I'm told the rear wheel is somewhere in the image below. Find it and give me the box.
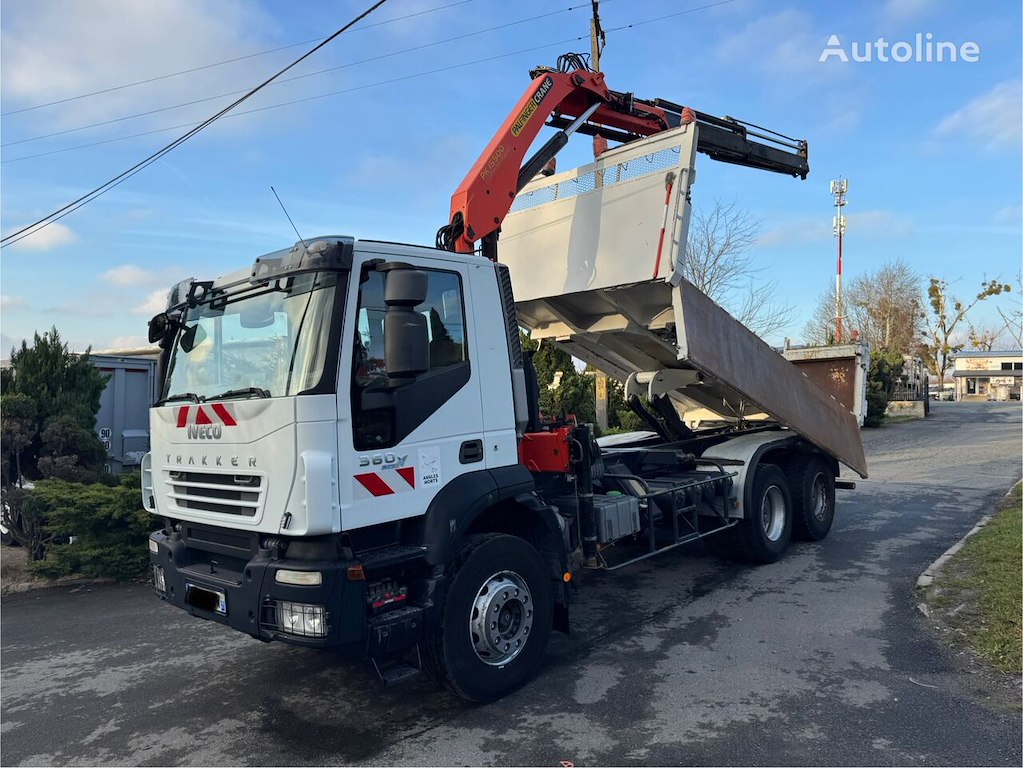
[733,463,792,563]
[424,533,552,702]
[787,456,835,541]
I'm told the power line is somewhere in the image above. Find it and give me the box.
[2,2,602,149]
[0,0,392,249]
[2,0,727,166]
[3,35,591,165]
[0,0,472,118]
[603,0,736,32]
[2,0,736,242]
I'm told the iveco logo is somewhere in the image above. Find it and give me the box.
[176,404,237,440]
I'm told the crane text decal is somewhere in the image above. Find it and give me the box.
[480,143,507,180]
[511,75,555,137]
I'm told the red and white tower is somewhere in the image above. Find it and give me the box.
[830,178,848,343]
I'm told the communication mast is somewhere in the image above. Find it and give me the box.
[830,178,848,343]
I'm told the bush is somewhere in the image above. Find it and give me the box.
[864,349,905,428]
[28,473,152,581]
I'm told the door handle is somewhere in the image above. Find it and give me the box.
[459,439,484,464]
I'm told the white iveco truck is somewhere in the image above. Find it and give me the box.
[144,58,867,702]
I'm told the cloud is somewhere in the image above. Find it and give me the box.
[0,333,23,357]
[103,264,158,286]
[881,0,935,22]
[717,10,822,79]
[1,295,27,311]
[3,222,76,251]
[101,335,151,351]
[0,0,278,132]
[42,302,114,319]
[992,205,1022,226]
[133,289,168,316]
[935,81,1023,150]
[758,210,913,247]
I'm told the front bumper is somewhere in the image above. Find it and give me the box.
[148,529,367,652]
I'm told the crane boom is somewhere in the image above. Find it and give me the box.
[438,55,809,259]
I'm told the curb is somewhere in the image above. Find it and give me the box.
[917,480,1021,591]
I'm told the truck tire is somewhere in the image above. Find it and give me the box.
[787,456,835,542]
[424,533,553,703]
[733,463,792,563]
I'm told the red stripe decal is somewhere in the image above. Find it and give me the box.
[176,406,189,428]
[211,403,237,426]
[355,473,394,497]
[195,406,212,425]
[396,467,416,489]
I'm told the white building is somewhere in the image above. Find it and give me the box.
[952,350,1022,401]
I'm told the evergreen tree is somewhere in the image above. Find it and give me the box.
[2,327,108,481]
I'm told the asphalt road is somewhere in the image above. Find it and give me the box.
[2,401,1020,766]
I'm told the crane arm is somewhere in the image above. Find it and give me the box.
[438,57,809,258]
[437,64,673,256]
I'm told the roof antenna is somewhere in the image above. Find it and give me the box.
[270,186,307,248]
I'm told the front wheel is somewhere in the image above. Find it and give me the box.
[424,533,553,702]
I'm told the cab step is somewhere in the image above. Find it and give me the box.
[359,544,428,572]
[371,644,422,686]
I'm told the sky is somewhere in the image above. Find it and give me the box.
[1,0,1021,354]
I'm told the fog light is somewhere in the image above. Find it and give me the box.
[275,601,326,637]
[152,565,166,594]
[149,539,159,554]
[275,569,322,586]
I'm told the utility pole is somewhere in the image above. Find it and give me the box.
[590,0,604,71]
[830,178,848,343]
[590,0,607,168]
[590,0,609,422]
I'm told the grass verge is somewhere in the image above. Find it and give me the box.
[929,483,1022,674]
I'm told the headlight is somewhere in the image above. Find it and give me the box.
[152,565,166,594]
[275,601,326,638]
[149,539,159,554]
[275,569,322,586]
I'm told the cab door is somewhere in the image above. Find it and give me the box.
[338,252,485,530]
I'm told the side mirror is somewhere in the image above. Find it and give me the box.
[382,269,429,380]
[148,313,173,344]
[179,324,207,354]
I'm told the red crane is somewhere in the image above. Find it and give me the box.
[437,53,809,261]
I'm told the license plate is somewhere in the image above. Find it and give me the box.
[185,583,227,615]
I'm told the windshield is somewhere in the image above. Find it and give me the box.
[161,271,343,402]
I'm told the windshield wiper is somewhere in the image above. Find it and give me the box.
[208,387,270,402]
[157,392,201,406]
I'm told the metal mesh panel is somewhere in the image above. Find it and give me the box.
[511,146,682,214]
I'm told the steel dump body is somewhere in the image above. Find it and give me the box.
[501,124,868,478]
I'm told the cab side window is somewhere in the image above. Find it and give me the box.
[351,268,470,449]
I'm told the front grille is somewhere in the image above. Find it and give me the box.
[164,470,263,517]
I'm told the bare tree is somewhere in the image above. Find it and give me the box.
[802,260,922,353]
[967,324,1004,351]
[803,284,839,345]
[995,273,1021,348]
[684,200,794,338]
[848,260,922,352]
[920,277,1009,390]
